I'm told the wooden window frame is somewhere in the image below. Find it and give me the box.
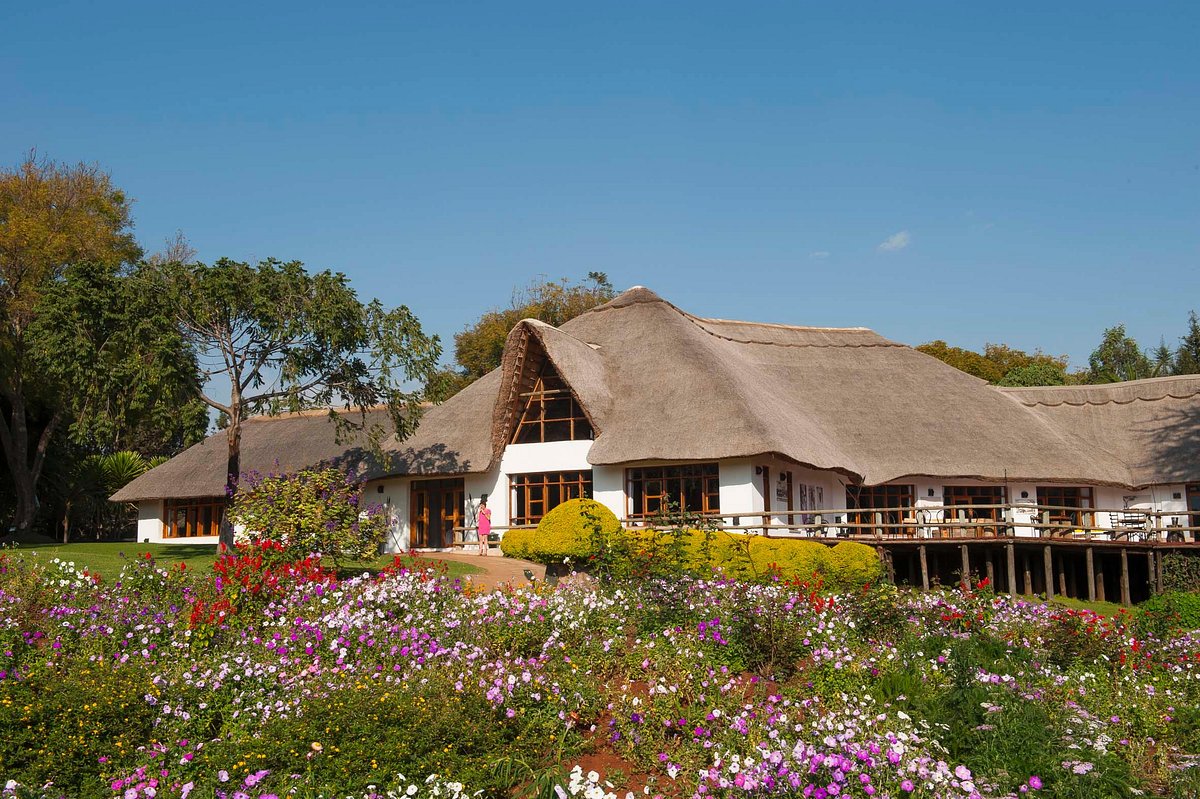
[510,363,593,445]
[162,497,226,539]
[1035,486,1095,528]
[943,485,1007,522]
[510,471,593,526]
[846,484,914,536]
[626,463,720,519]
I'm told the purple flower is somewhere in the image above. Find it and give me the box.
[1028,775,1043,790]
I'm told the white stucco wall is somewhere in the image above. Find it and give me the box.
[137,500,164,543]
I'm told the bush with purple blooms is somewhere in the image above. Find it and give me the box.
[228,466,387,565]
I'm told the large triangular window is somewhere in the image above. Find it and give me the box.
[510,361,593,444]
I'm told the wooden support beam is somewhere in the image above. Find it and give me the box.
[1120,548,1131,606]
[1096,556,1106,603]
[1043,546,1054,600]
[1086,547,1096,602]
[1006,543,1017,596]
[1023,552,1033,596]
[876,546,895,584]
[1147,551,1156,597]
[985,555,995,588]
[960,544,971,590]
[1057,553,1067,597]
[919,545,929,591]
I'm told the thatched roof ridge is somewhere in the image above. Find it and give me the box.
[999,376,1200,487]
[111,408,392,502]
[490,320,613,458]
[1001,375,1200,407]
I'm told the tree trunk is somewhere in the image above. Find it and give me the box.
[0,383,61,537]
[218,409,242,551]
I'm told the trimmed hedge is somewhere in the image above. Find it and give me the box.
[501,499,622,565]
[497,500,883,590]
[622,528,881,588]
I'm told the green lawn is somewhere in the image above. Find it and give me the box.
[1049,595,1132,616]
[6,541,482,582]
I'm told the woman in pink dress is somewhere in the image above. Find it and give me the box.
[477,497,491,556]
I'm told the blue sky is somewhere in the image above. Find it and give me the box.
[4,1,1198,370]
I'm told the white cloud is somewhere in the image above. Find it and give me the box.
[877,230,911,252]
[808,250,830,259]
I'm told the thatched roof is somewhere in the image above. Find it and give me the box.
[1001,376,1200,487]
[111,409,392,502]
[124,287,1200,500]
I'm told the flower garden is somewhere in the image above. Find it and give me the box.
[2,542,1200,799]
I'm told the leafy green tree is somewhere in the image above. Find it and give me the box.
[143,257,443,512]
[0,154,162,534]
[1087,324,1153,383]
[1151,338,1176,378]
[1176,311,1200,375]
[916,340,1005,383]
[996,362,1068,387]
[443,273,615,393]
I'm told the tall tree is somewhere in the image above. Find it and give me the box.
[0,154,140,534]
[1087,324,1153,383]
[1176,311,1200,375]
[144,257,442,515]
[432,273,615,398]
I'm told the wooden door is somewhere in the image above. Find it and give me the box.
[411,478,465,548]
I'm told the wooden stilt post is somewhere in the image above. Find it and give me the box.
[919,545,929,591]
[1157,550,1165,594]
[1006,543,1017,595]
[1023,552,1033,596]
[1096,555,1106,602]
[1086,547,1096,602]
[1147,551,1156,597]
[876,546,894,584]
[1057,553,1067,597]
[1043,545,1054,600]
[1120,548,1131,606]
[960,544,971,590]
[985,554,995,588]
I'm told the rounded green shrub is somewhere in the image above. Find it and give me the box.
[526,498,621,565]
[826,541,885,590]
[498,527,535,559]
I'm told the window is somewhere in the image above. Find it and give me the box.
[1036,486,1094,528]
[943,485,1007,521]
[511,363,593,444]
[627,463,720,519]
[163,497,226,538]
[846,484,914,536]
[510,471,593,526]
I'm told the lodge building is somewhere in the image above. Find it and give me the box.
[113,287,1200,603]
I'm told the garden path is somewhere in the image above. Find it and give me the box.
[424,550,546,590]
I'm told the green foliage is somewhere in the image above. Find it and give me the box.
[827,541,887,589]
[0,661,159,797]
[1088,324,1153,383]
[998,362,1069,387]
[523,498,621,566]
[918,340,1069,386]
[498,527,535,559]
[1136,591,1200,638]
[1176,311,1200,375]
[228,467,386,564]
[143,256,443,488]
[1162,552,1200,593]
[439,274,615,396]
[1,154,199,534]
